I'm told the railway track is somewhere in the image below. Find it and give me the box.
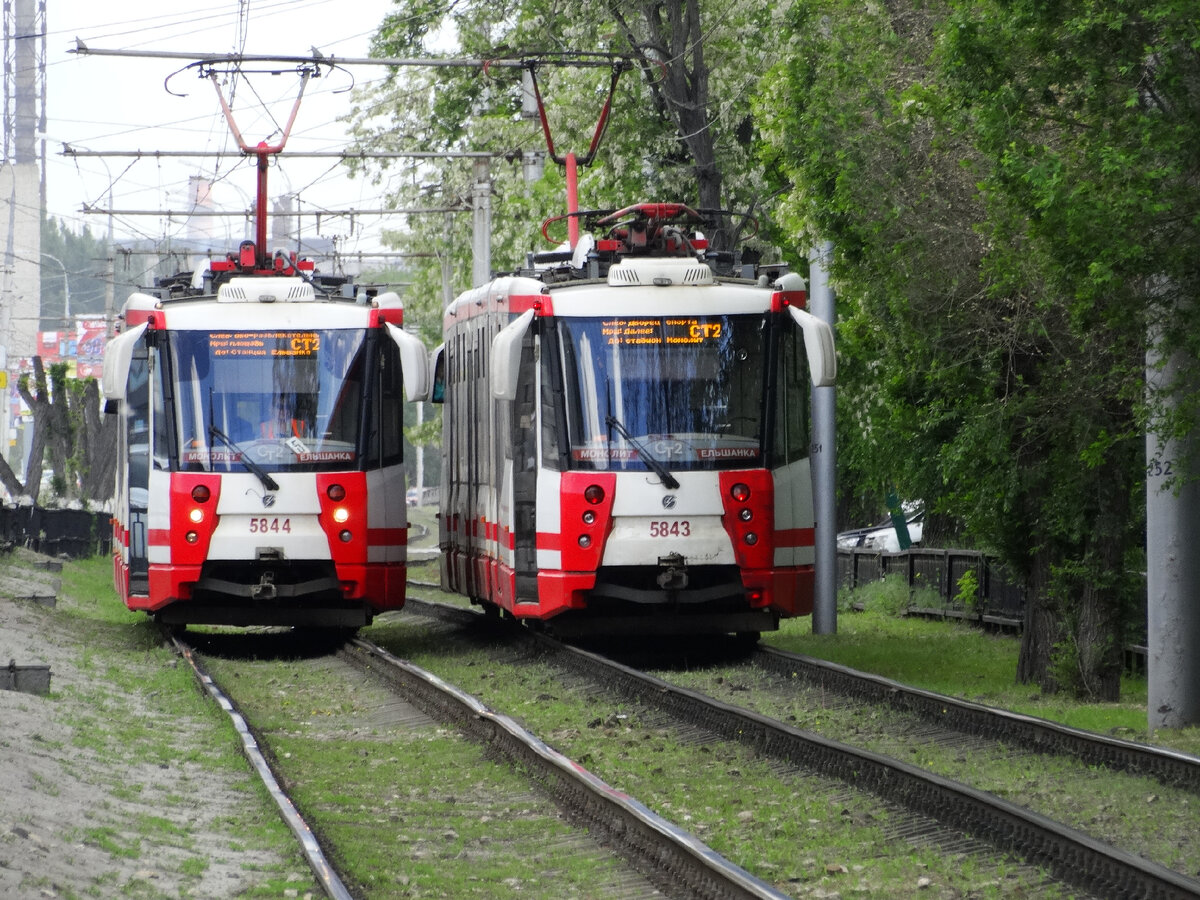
[170,625,792,899]
[399,590,1200,899]
[748,643,1200,790]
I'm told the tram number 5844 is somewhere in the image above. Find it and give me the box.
[649,520,691,538]
[249,517,292,534]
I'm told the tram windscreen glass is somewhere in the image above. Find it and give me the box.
[168,329,368,471]
[556,315,766,470]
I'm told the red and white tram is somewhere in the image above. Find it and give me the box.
[433,203,836,637]
[102,247,428,628]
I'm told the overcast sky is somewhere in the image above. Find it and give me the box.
[42,0,401,252]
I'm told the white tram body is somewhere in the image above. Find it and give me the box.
[434,204,836,637]
[103,264,428,628]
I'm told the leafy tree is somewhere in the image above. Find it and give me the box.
[932,0,1199,696]
[346,0,790,338]
[761,0,1198,699]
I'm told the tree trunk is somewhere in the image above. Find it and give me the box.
[1075,576,1124,701]
[47,364,75,500]
[1017,549,1060,691]
[0,453,23,499]
[17,359,52,506]
[78,379,118,502]
[614,0,727,245]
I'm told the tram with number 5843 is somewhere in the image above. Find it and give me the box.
[432,202,836,639]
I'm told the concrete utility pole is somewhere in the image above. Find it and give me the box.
[1,0,44,360]
[1145,340,1200,730]
[809,242,838,635]
[471,157,492,288]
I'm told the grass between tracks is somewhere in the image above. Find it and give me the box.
[41,548,1200,898]
[408,532,1200,756]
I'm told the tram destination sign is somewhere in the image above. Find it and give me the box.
[601,318,723,346]
[209,332,321,358]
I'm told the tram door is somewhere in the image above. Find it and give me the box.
[511,330,539,602]
[125,347,151,595]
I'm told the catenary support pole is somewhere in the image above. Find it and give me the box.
[472,157,492,288]
[809,242,838,635]
[1146,340,1200,730]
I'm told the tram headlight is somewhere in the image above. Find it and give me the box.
[578,534,592,548]
[582,510,596,525]
[739,508,753,522]
[744,532,758,546]
[339,530,352,543]
[730,483,751,502]
[188,508,204,524]
[185,531,199,544]
[332,507,350,524]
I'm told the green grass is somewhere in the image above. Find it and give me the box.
[199,647,650,898]
[766,576,1200,755]
[4,551,324,897]
[365,616,1059,898]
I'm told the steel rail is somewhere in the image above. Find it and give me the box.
[169,635,354,900]
[751,644,1200,792]
[343,635,792,900]
[400,595,1200,900]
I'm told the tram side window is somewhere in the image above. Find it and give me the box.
[127,349,151,508]
[151,348,171,471]
[540,324,566,470]
[365,337,404,468]
[774,325,811,464]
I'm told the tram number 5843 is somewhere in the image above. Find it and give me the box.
[649,520,690,538]
[249,517,292,534]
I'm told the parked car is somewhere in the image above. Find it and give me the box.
[406,486,439,507]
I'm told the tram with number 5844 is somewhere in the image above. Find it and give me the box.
[101,243,429,629]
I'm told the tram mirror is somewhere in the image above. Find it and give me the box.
[384,323,430,401]
[786,306,837,387]
[491,309,536,402]
[429,344,446,404]
[100,323,149,411]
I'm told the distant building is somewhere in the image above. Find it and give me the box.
[35,315,107,379]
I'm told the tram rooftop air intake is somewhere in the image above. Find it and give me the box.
[217,277,317,304]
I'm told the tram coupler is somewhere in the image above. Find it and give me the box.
[656,553,689,591]
[250,571,278,601]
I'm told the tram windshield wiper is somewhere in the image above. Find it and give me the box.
[605,414,680,489]
[208,424,280,492]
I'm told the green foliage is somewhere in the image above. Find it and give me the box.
[955,569,980,613]
[405,408,443,448]
[755,0,1194,697]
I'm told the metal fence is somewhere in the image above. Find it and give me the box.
[0,505,111,559]
[838,546,1149,673]
[838,547,1024,627]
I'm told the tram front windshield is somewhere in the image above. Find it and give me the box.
[556,314,766,471]
[168,328,367,472]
